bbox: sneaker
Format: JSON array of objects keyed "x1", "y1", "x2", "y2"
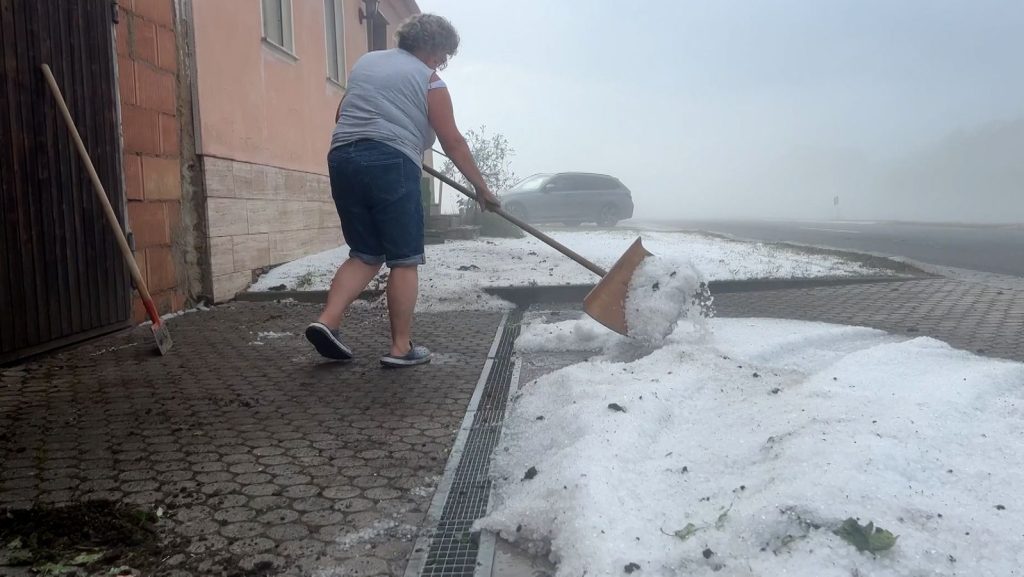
[
  {"x1": 380, "y1": 343, "x2": 432, "y2": 368},
  {"x1": 304, "y1": 322, "x2": 354, "y2": 361}
]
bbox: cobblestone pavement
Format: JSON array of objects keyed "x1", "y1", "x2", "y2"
[
  {"x1": 715, "y1": 277, "x2": 1024, "y2": 362},
  {"x1": 0, "y1": 301, "x2": 502, "y2": 577}
]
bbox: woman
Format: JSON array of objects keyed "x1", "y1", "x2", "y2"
[{"x1": 305, "y1": 13, "x2": 499, "y2": 368}]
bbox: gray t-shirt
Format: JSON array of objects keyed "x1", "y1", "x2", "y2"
[{"x1": 330, "y1": 49, "x2": 439, "y2": 166}]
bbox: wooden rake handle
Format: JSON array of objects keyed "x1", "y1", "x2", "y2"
[
  {"x1": 40, "y1": 64, "x2": 160, "y2": 321},
  {"x1": 422, "y1": 164, "x2": 608, "y2": 277}
]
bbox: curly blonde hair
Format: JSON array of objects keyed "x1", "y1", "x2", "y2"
[{"x1": 395, "y1": 13, "x2": 459, "y2": 60}]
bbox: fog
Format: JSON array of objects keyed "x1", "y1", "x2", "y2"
[{"x1": 417, "y1": 0, "x2": 1024, "y2": 223}]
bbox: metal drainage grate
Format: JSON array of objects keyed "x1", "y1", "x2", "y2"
[{"x1": 418, "y1": 309, "x2": 523, "y2": 577}]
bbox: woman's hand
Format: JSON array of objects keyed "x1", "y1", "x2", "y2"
[{"x1": 475, "y1": 185, "x2": 501, "y2": 213}]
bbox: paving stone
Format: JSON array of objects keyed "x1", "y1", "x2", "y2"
[
  {"x1": 220, "y1": 521, "x2": 266, "y2": 539},
  {"x1": 273, "y1": 473, "x2": 312, "y2": 486},
  {"x1": 281, "y1": 484, "x2": 320, "y2": 498},
  {"x1": 266, "y1": 523, "x2": 310, "y2": 541},
  {"x1": 277, "y1": 538, "x2": 325, "y2": 558},
  {"x1": 238, "y1": 553, "x2": 286, "y2": 573},
  {"x1": 122, "y1": 490, "x2": 164, "y2": 505},
  {"x1": 0, "y1": 304, "x2": 502, "y2": 577},
  {"x1": 248, "y1": 495, "x2": 291, "y2": 510},
  {"x1": 1, "y1": 477, "x2": 37, "y2": 490},
  {"x1": 257, "y1": 508, "x2": 300, "y2": 524},
  {"x1": 347, "y1": 510, "x2": 393, "y2": 529},
  {"x1": 228, "y1": 462, "x2": 265, "y2": 474},
  {"x1": 213, "y1": 506, "x2": 257, "y2": 523},
  {"x1": 293, "y1": 496, "x2": 333, "y2": 512},
  {"x1": 38, "y1": 489, "x2": 75, "y2": 503},
  {"x1": 315, "y1": 525, "x2": 346, "y2": 543},
  {"x1": 191, "y1": 461, "x2": 227, "y2": 472},
  {"x1": 378, "y1": 467, "x2": 414, "y2": 479},
  {"x1": 187, "y1": 534, "x2": 228, "y2": 554},
  {"x1": 163, "y1": 554, "x2": 189, "y2": 567},
  {"x1": 241, "y1": 483, "x2": 280, "y2": 497},
  {"x1": 195, "y1": 471, "x2": 234, "y2": 484},
  {"x1": 165, "y1": 491, "x2": 206, "y2": 507},
  {"x1": 363, "y1": 487, "x2": 403, "y2": 501},
  {"x1": 121, "y1": 480, "x2": 160, "y2": 493},
  {"x1": 305, "y1": 465, "x2": 339, "y2": 477},
  {"x1": 338, "y1": 556, "x2": 389, "y2": 576},
  {"x1": 201, "y1": 482, "x2": 241, "y2": 495},
  {"x1": 40, "y1": 468, "x2": 79, "y2": 480},
  {"x1": 229, "y1": 536, "x2": 277, "y2": 556},
  {"x1": 352, "y1": 476, "x2": 388, "y2": 489},
  {"x1": 301, "y1": 510, "x2": 346, "y2": 526},
  {"x1": 157, "y1": 470, "x2": 194, "y2": 482},
  {"x1": 265, "y1": 463, "x2": 303, "y2": 476},
  {"x1": 38, "y1": 478, "x2": 78, "y2": 491},
  {"x1": 174, "y1": 505, "x2": 213, "y2": 523},
  {"x1": 176, "y1": 520, "x2": 221, "y2": 537},
  {"x1": 373, "y1": 540, "x2": 414, "y2": 561},
  {"x1": 81, "y1": 490, "x2": 124, "y2": 501},
  {"x1": 236, "y1": 472, "x2": 274, "y2": 485},
  {"x1": 253, "y1": 446, "x2": 286, "y2": 457},
  {"x1": 343, "y1": 466, "x2": 376, "y2": 478},
  {"x1": 333, "y1": 497, "x2": 374, "y2": 513}
]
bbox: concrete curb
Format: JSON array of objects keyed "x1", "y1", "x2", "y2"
[{"x1": 237, "y1": 275, "x2": 918, "y2": 307}]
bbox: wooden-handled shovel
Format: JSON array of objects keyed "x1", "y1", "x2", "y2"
[
  {"x1": 41, "y1": 64, "x2": 173, "y2": 355},
  {"x1": 422, "y1": 165, "x2": 652, "y2": 335}
]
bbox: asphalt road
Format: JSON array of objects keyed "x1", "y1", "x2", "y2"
[{"x1": 631, "y1": 219, "x2": 1024, "y2": 277}]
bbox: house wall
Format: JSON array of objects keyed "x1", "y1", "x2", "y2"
[
  {"x1": 117, "y1": 0, "x2": 191, "y2": 321},
  {"x1": 191, "y1": 0, "x2": 419, "y2": 301}
]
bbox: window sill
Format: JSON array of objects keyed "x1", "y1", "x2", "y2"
[
  {"x1": 262, "y1": 38, "x2": 299, "y2": 62},
  {"x1": 326, "y1": 77, "x2": 346, "y2": 90}
]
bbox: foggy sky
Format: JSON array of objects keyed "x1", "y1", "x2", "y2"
[{"x1": 417, "y1": 0, "x2": 1024, "y2": 223}]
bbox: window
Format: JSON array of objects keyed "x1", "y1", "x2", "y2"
[
  {"x1": 261, "y1": 0, "x2": 294, "y2": 54},
  {"x1": 369, "y1": 11, "x2": 389, "y2": 51},
  {"x1": 324, "y1": 0, "x2": 347, "y2": 84},
  {"x1": 510, "y1": 174, "x2": 550, "y2": 192}
]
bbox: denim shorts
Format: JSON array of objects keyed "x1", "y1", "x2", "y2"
[{"x1": 327, "y1": 140, "x2": 425, "y2": 268}]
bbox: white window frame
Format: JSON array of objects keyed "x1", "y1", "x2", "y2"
[
  {"x1": 324, "y1": 0, "x2": 347, "y2": 86},
  {"x1": 261, "y1": 0, "x2": 295, "y2": 57}
]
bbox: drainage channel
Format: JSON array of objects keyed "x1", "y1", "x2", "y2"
[{"x1": 406, "y1": 309, "x2": 524, "y2": 577}]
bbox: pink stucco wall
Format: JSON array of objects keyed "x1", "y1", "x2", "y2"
[{"x1": 192, "y1": 0, "x2": 417, "y2": 176}]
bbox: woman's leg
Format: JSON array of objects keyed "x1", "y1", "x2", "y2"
[
  {"x1": 316, "y1": 143, "x2": 385, "y2": 333},
  {"x1": 385, "y1": 266, "x2": 418, "y2": 356},
  {"x1": 317, "y1": 258, "x2": 382, "y2": 330}
]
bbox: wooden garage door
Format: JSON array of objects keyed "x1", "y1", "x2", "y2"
[{"x1": 0, "y1": 0, "x2": 130, "y2": 364}]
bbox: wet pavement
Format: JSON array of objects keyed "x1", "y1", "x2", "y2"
[{"x1": 0, "y1": 301, "x2": 502, "y2": 577}]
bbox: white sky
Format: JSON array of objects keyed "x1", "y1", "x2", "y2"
[{"x1": 417, "y1": 0, "x2": 1024, "y2": 222}]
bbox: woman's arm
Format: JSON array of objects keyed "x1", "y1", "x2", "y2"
[{"x1": 427, "y1": 79, "x2": 500, "y2": 211}]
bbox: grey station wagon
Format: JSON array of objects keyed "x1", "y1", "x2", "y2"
[{"x1": 500, "y1": 173, "x2": 634, "y2": 226}]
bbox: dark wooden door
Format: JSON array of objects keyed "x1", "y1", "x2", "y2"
[{"x1": 1, "y1": 0, "x2": 130, "y2": 364}]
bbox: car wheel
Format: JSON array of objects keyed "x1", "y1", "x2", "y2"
[{"x1": 597, "y1": 204, "x2": 619, "y2": 227}]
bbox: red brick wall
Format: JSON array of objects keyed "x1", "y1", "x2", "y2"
[{"x1": 116, "y1": 0, "x2": 187, "y2": 322}]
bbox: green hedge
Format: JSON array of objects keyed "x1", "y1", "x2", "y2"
[{"x1": 478, "y1": 211, "x2": 524, "y2": 239}]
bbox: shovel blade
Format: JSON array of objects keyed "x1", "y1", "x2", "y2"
[
  {"x1": 151, "y1": 322, "x2": 173, "y2": 355},
  {"x1": 583, "y1": 237, "x2": 653, "y2": 336}
]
